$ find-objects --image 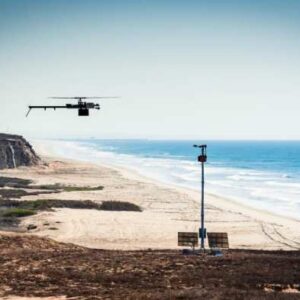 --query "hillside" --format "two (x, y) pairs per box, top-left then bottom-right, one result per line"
(0, 133), (40, 169)
(0, 234), (299, 299)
